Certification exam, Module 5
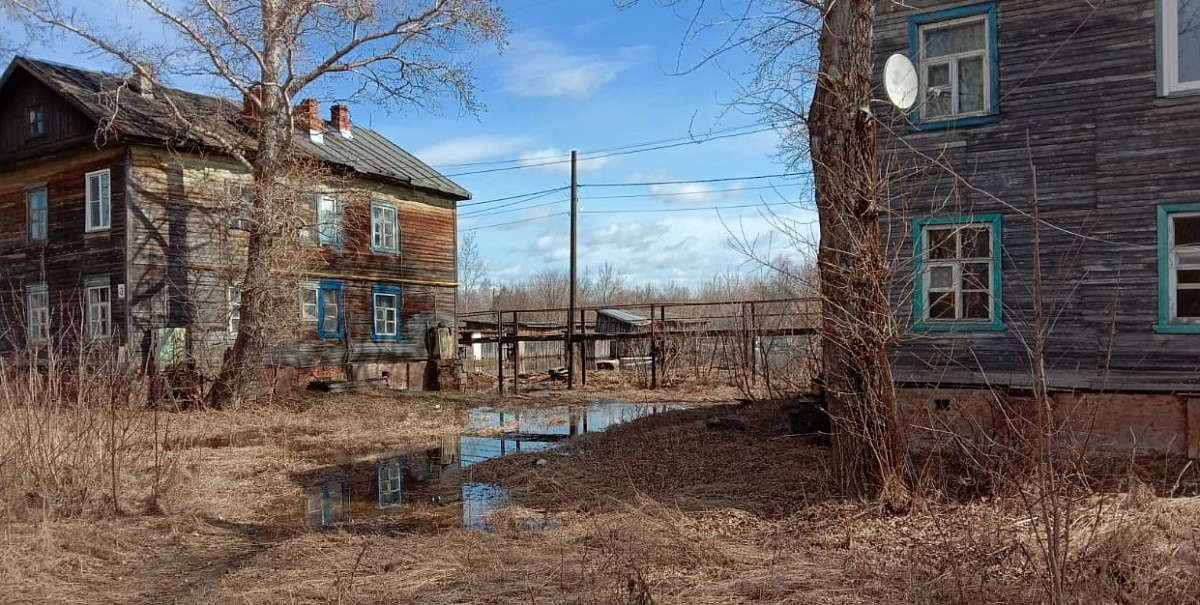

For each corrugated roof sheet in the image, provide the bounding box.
[597,309,650,325]
[6,56,469,200]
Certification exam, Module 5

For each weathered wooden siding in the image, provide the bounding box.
[0,146,128,351]
[878,0,1200,391]
[125,146,457,375]
[0,70,96,161]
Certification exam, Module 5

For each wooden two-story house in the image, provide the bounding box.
[0,56,468,390]
[876,0,1200,456]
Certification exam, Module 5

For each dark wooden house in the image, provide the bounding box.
[0,56,468,389]
[876,0,1200,456]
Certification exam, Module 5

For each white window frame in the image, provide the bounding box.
[227,286,242,336]
[85,169,111,232]
[300,282,319,322]
[373,291,398,337]
[917,13,992,121]
[85,282,111,341]
[371,202,399,253]
[316,194,343,247]
[1161,0,1200,95]
[920,223,995,323]
[1167,211,1200,323]
[26,284,49,346]
[27,186,48,242]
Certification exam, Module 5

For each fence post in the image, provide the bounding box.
[495,310,504,395]
[511,311,520,395]
[579,308,587,386]
[650,303,658,390]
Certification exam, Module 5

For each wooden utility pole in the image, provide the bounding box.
[567,150,578,389]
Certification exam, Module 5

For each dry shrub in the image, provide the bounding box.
[0,351,177,520]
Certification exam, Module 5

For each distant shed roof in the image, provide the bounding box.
[597,309,651,326]
[3,56,469,200]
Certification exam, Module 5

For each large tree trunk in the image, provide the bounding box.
[806,0,908,506]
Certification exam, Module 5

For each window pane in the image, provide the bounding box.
[1180,0,1200,83]
[1174,214,1200,246]
[962,262,990,290]
[960,226,991,258]
[929,265,954,289]
[928,228,956,258]
[1180,270,1200,284]
[1178,288,1200,318]
[962,291,990,319]
[957,56,986,113]
[928,291,956,319]
[924,63,952,117]
[301,288,318,320]
[925,21,985,57]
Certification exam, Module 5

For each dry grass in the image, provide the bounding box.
[3,383,1199,604]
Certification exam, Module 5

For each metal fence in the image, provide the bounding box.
[459,297,820,396]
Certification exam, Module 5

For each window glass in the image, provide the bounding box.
[300,286,318,321]
[1174,214,1200,246]
[919,219,998,325]
[86,285,111,340]
[924,21,984,57]
[28,187,48,241]
[1179,0,1200,83]
[86,170,111,230]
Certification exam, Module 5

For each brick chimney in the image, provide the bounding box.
[331,104,352,138]
[295,98,324,143]
[240,86,262,135]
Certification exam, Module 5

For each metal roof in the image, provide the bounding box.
[4,56,469,200]
[597,309,651,325]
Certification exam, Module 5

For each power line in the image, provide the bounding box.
[434,123,775,171]
[441,125,781,178]
[461,198,569,219]
[581,200,805,214]
[458,186,568,209]
[461,212,567,232]
[582,182,808,201]
[583,171,808,188]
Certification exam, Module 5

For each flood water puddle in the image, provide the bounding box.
[295,400,683,531]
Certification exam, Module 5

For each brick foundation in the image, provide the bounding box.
[897,388,1199,457]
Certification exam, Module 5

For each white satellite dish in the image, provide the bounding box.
[883,53,919,110]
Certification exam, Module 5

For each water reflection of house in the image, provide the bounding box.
[298,435,461,527]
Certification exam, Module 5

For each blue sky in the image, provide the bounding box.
[5,0,818,290]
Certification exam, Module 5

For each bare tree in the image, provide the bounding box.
[8,0,505,408]
[458,231,491,315]
[639,0,908,504]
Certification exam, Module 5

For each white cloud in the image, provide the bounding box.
[500,31,638,99]
[648,181,736,205]
[519,147,613,173]
[512,233,569,262]
[414,135,530,166]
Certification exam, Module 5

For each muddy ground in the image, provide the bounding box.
[2,377,1199,604]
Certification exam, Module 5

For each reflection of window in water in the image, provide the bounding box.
[377,457,405,507]
[306,479,350,527]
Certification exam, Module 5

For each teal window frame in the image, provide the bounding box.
[908,2,1001,131]
[912,214,1005,332]
[371,284,401,341]
[1155,202,1200,333]
[317,280,344,340]
[370,201,400,254]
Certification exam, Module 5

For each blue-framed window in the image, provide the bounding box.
[912,214,1005,332]
[908,3,1000,131]
[316,280,344,339]
[1156,203,1200,332]
[370,201,400,254]
[371,284,401,340]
